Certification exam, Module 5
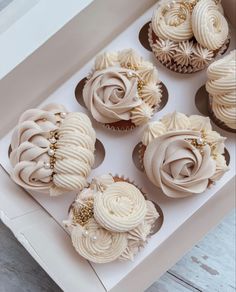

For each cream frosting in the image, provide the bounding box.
[65,174,159,263]
[131,103,154,126]
[210,153,229,181]
[83,49,162,125]
[161,111,191,130]
[10,104,96,196]
[191,44,214,69]
[95,52,118,70]
[94,181,147,232]
[142,121,167,146]
[142,112,228,197]
[152,38,177,64]
[206,50,236,129]
[140,83,162,107]
[71,219,128,264]
[144,130,216,198]
[152,0,193,42]
[192,0,229,50]
[174,40,193,66]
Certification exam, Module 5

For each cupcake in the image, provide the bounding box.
[139,112,229,198]
[148,0,230,73]
[82,49,163,130]
[10,104,96,196]
[206,49,236,132]
[64,174,159,263]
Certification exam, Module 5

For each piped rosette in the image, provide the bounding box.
[206,49,236,132]
[63,174,159,263]
[148,0,230,73]
[139,112,229,198]
[82,49,163,130]
[10,104,96,196]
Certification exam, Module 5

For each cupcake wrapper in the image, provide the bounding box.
[148,23,231,74]
[103,121,136,132]
[208,95,236,133]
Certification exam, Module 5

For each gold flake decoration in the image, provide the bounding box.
[72,199,94,226]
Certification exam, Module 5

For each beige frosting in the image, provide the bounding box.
[131,103,154,126]
[140,83,162,107]
[83,49,162,125]
[152,0,193,42]
[95,52,118,70]
[174,40,193,66]
[189,115,212,131]
[71,219,128,264]
[152,38,177,64]
[206,50,236,129]
[144,131,216,198]
[142,121,167,146]
[65,174,159,263]
[161,111,191,130]
[94,181,147,232]
[142,112,228,197]
[10,104,96,196]
[191,44,214,69]
[192,0,229,50]
[210,153,229,181]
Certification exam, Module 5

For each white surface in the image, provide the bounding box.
[0,4,235,291]
[0,0,93,79]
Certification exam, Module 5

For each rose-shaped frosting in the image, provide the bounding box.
[206,50,236,130]
[10,104,96,196]
[94,182,147,232]
[83,67,142,123]
[64,174,159,263]
[192,0,229,50]
[152,0,193,42]
[143,131,216,197]
[83,49,163,126]
[71,219,128,264]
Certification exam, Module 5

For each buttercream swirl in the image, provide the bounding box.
[71,219,128,264]
[83,49,162,125]
[206,50,236,129]
[141,112,228,197]
[144,131,216,198]
[94,182,147,232]
[152,38,177,64]
[192,0,229,50]
[64,174,159,263]
[174,40,193,66]
[131,103,154,126]
[10,104,96,196]
[152,0,193,42]
[191,44,214,69]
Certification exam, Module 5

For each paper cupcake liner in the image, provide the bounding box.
[208,95,236,133]
[103,120,136,132]
[148,23,231,74]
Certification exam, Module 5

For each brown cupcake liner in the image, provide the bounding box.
[208,95,236,133]
[148,23,231,74]
[103,120,136,132]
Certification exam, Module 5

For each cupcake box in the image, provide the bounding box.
[0,1,235,292]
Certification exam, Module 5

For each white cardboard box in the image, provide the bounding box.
[0,1,235,291]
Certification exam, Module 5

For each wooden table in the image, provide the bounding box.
[0,210,235,292]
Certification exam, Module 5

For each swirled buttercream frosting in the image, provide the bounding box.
[206,50,236,130]
[10,104,96,196]
[141,112,228,197]
[192,0,229,50]
[64,174,159,263]
[83,49,163,126]
[149,0,229,73]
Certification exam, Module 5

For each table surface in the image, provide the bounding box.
[0,210,235,292]
[0,1,235,291]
